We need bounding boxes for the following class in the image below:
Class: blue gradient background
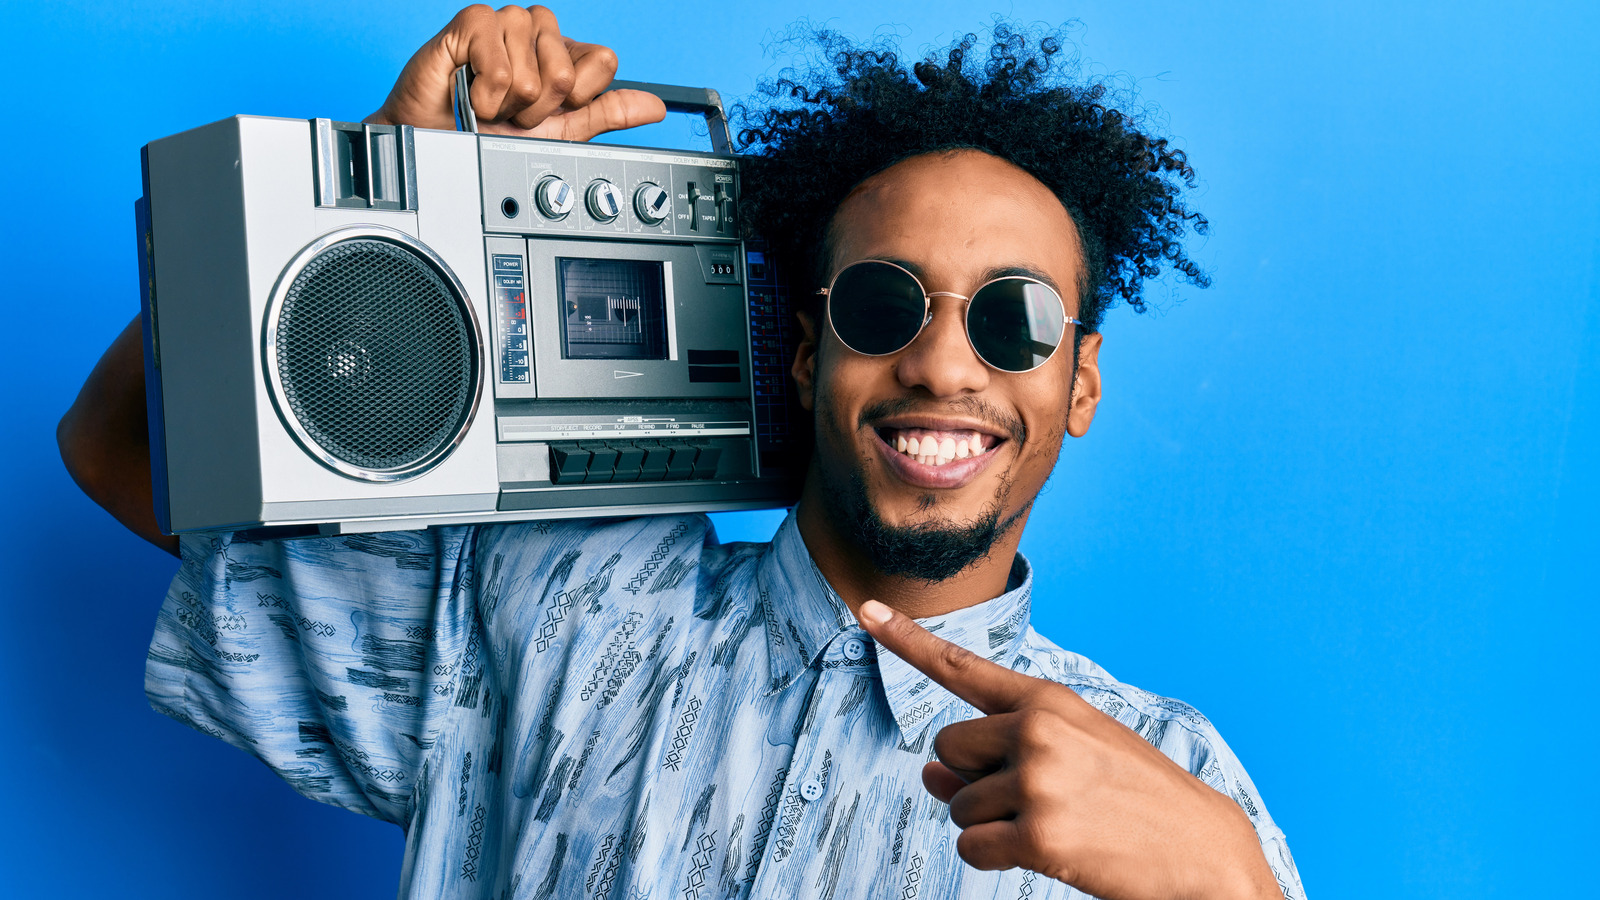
[2,1,1594,896]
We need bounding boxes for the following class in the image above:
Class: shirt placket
[747,628,875,898]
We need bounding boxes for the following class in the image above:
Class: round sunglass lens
[967,279,1067,372]
[827,262,926,356]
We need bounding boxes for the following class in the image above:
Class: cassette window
[557,258,669,360]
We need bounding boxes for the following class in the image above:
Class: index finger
[857,599,1042,715]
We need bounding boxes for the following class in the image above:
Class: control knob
[634,182,671,225]
[535,177,575,218]
[586,180,624,222]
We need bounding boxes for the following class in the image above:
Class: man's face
[793,150,1103,580]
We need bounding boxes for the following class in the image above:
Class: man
[59,6,1305,899]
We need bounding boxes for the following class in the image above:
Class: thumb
[532,88,667,141]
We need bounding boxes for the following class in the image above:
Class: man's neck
[792,480,1028,620]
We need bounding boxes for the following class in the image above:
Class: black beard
[836,469,1029,582]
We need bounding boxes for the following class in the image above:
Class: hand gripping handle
[452,66,732,154]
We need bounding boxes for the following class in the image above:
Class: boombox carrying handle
[453,66,733,154]
[606,80,733,154]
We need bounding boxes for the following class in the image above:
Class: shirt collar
[757,509,1037,747]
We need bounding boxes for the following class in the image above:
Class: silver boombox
[137,77,802,537]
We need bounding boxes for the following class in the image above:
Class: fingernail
[859,600,892,626]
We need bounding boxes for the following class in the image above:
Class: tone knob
[535,177,575,218]
[586,180,623,222]
[634,182,671,224]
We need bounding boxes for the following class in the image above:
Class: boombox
[136,79,803,537]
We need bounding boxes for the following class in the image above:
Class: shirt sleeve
[1187,723,1307,900]
[145,527,479,825]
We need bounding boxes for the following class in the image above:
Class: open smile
[870,421,1008,490]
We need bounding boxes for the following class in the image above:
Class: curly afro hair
[735,22,1210,333]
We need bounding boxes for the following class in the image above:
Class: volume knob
[634,182,670,225]
[586,180,623,222]
[535,177,575,218]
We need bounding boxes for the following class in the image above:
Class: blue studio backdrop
[1,1,1594,896]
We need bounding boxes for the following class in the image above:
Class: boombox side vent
[265,229,481,482]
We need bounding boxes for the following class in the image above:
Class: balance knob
[586,180,623,222]
[535,177,575,218]
[634,182,671,224]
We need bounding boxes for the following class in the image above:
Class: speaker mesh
[274,238,475,474]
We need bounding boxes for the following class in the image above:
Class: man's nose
[893,296,990,397]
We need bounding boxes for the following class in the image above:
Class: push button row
[549,440,723,485]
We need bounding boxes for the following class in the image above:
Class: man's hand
[367,4,666,141]
[856,599,1281,900]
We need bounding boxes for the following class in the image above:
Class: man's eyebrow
[857,257,1065,297]
[977,265,1063,296]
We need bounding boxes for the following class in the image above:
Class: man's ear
[790,309,820,412]
[1066,330,1103,438]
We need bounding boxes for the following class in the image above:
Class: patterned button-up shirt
[147,510,1306,899]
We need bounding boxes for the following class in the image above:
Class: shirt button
[842,638,866,661]
[799,779,824,802]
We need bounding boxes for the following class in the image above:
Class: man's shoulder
[1013,627,1216,735]
[475,513,768,613]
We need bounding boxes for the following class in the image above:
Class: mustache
[857,396,1027,445]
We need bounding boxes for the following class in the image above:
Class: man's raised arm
[57,5,662,556]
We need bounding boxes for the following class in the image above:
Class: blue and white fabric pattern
[147,510,1306,899]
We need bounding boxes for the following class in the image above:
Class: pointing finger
[857,599,1042,715]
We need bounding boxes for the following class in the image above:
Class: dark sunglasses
[818,260,1082,373]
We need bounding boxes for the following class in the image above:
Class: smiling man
[59,6,1305,899]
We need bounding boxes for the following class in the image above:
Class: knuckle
[938,640,974,673]
[1015,815,1053,860]
[588,44,619,73]
[495,4,529,25]
[457,4,496,25]
[1012,763,1048,802]
[512,77,541,103]
[1014,708,1060,749]
[546,64,576,97]
[527,4,558,26]
[479,67,513,91]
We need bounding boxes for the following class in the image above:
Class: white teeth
[891,431,995,464]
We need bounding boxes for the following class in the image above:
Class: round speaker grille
[271,236,477,478]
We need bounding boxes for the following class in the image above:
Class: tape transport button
[636,441,671,481]
[665,444,699,480]
[610,444,647,482]
[549,443,592,484]
[690,444,722,479]
[581,442,620,483]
